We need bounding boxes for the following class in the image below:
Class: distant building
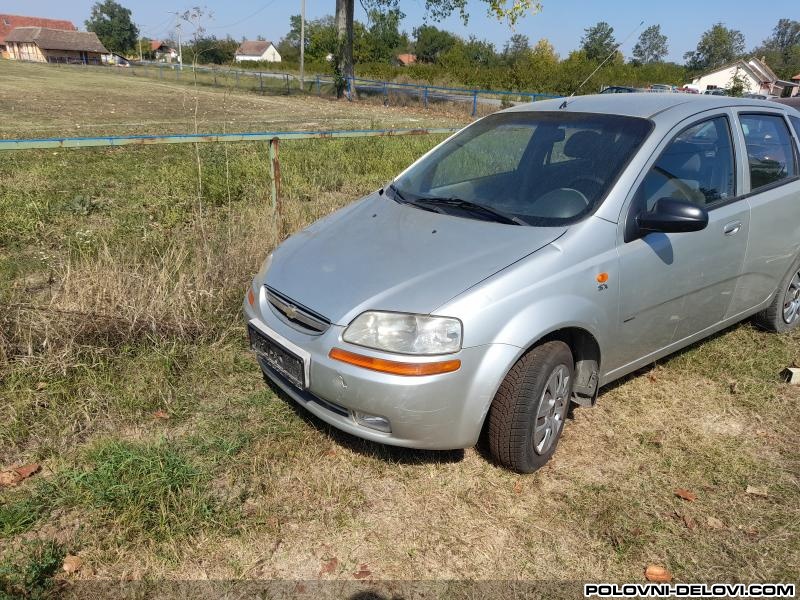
[0,13,76,58]
[4,27,108,64]
[690,57,797,97]
[234,40,281,63]
[395,53,417,66]
[150,39,178,62]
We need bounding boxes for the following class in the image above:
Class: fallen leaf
[62,555,83,573]
[15,463,41,480]
[706,516,725,530]
[35,382,48,391]
[647,371,657,382]
[682,515,696,530]
[513,480,523,494]
[644,564,672,583]
[153,410,170,420]
[325,448,337,458]
[746,485,769,498]
[319,557,338,577]
[353,564,371,579]
[674,488,698,502]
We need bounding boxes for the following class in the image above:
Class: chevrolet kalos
[245,94,800,473]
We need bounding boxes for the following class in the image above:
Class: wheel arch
[536,326,601,406]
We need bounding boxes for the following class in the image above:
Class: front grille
[266,286,331,334]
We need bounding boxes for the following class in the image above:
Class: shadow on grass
[262,376,465,467]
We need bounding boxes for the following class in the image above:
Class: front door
[609,113,749,374]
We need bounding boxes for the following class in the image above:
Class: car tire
[755,255,800,333]
[488,341,574,473]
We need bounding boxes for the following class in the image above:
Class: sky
[1,0,794,63]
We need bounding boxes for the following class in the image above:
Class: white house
[234,40,281,63]
[690,57,796,97]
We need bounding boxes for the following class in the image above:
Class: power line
[206,0,279,31]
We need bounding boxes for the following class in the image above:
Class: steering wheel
[527,187,590,219]
[567,176,605,202]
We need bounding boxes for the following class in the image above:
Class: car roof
[505,93,798,120]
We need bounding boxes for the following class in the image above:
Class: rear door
[609,111,749,373]
[730,110,800,313]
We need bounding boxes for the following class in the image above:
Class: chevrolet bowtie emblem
[285,304,298,319]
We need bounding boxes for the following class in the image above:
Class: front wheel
[488,341,574,473]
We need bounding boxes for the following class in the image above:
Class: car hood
[265,192,567,325]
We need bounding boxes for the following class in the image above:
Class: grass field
[1,61,799,598]
[0,60,464,139]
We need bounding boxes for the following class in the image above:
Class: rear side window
[739,114,798,190]
[636,116,735,211]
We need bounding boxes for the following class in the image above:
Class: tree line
[85,0,800,95]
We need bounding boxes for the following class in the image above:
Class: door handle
[723,221,742,236]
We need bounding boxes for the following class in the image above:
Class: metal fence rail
[0,127,458,210]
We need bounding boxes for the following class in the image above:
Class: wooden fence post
[269,138,282,234]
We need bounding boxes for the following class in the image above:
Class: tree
[752,19,800,79]
[413,25,458,63]
[761,18,800,56]
[182,36,239,65]
[334,0,539,94]
[364,8,408,62]
[581,21,616,61]
[632,24,668,64]
[85,0,139,54]
[683,23,745,71]
[502,33,531,64]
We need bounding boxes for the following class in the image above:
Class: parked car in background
[774,96,800,109]
[245,94,800,473]
[704,88,728,96]
[649,84,673,92]
[600,86,637,94]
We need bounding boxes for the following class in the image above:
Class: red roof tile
[0,14,76,44]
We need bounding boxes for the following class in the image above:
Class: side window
[790,116,800,146]
[739,114,798,190]
[637,116,735,212]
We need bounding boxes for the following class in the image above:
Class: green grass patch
[0,540,65,600]
[55,439,223,543]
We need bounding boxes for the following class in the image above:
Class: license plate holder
[248,325,306,389]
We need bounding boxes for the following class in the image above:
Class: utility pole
[138,33,143,62]
[171,11,183,69]
[300,0,305,88]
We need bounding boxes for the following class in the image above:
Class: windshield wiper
[414,197,526,226]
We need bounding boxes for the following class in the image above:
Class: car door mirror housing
[636,197,709,234]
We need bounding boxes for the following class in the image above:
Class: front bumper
[244,290,518,450]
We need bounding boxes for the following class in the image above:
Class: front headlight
[343,311,462,355]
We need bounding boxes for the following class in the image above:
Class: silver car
[244,94,800,473]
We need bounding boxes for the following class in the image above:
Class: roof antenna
[569,20,645,99]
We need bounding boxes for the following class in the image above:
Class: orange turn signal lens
[247,288,256,306]
[596,272,609,284]
[329,347,461,376]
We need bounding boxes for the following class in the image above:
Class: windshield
[392,111,653,226]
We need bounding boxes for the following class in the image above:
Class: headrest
[659,141,701,176]
[563,130,603,159]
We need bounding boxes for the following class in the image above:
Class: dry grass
[0,60,466,138]
[1,60,798,598]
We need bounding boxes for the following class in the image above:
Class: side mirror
[636,197,709,234]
